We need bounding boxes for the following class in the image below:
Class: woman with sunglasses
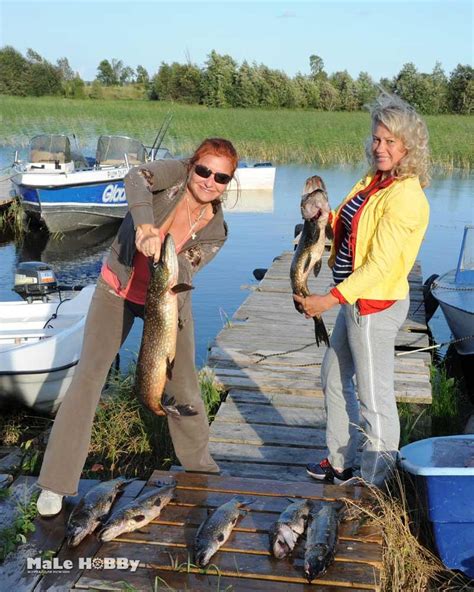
[37,138,238,516]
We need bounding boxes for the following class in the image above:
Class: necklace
[186,196,207,240]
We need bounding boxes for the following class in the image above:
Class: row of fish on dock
[64,476,343,583]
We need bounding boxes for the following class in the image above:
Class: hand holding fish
[293,292,338,318]
[135,224,162,261]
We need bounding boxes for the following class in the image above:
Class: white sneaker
[37,489,64,516]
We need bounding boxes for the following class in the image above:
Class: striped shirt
[332,193,366,284]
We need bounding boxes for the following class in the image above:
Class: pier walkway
[207,250,431,481]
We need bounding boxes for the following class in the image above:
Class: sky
[0,0,472,82]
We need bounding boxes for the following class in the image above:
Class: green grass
[0,492,38,562]
[1,96,472,170]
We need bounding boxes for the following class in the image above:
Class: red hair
[189,138,238,174]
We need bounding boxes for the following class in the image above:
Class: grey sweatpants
[321,298,409,487]
[38,277,218,496]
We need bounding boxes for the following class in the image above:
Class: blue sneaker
[306,458,353,485]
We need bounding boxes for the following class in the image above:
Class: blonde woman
[294,94,430,488]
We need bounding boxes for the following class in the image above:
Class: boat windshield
[456,225,474,284]
[96,135,146,166]
[29,134,72,164]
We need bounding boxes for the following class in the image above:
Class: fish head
[300,189,330,225]
[271,523,297,559]
[304,544,329,582]
[194,538,219,567]
[67,523,88,547]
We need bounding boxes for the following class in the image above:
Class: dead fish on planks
[99,480,176,542]
[304,502,342,582]
[270,498,313,559]
[67,477,134,547]
[135,233,196,417]
[194,497,255,567]
[290,175,333,347]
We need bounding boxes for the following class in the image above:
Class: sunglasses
[194,164,232,185]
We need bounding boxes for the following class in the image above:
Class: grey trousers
[38,277,218,496]
[321,298,409,487]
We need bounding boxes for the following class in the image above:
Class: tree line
[0,46,472,115]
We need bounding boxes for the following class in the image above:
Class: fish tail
[313,317,330,347]
[161,394,199,418]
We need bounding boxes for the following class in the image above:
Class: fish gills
[270,498,312,559]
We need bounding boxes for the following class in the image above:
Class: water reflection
[224,189,273,213]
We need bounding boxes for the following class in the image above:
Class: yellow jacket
[329,174,430,304]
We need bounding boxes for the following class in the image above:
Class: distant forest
[0,46,472,115]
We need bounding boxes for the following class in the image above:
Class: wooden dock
[207,251,431,481]
[0,471,383,591]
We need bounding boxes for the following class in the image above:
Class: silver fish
[270,498,312,559]
[304,502,341,582]
[67,477,133,547]
[194,497,254,567]
[99,481,176,542]
[290,175,332,347]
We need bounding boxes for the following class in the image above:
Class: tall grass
[1,96,472,170]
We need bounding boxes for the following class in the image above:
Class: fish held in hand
[270,498,312,559]
[99,480,176,542]
[290,175,333,347]
[194,497,255,567]
[304,502,341,582]
[135,233,194,417]
[66,477,133,547]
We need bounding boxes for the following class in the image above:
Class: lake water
[1,152,473,370]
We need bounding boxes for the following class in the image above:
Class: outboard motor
[13,261,58,302]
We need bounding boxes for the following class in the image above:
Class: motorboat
[230,161,276,191]
[11,134,148,233]
[0,263,95,413]
[430,225,474,355]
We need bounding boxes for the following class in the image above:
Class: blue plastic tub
[399,435,474,579]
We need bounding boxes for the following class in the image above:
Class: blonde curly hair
[365,93,430,187]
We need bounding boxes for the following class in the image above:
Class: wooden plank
[209,442,322,466]
[150,471,369,503]
[216,400,327,428]
[209,421,327,449]
[76,569,371,591]
[91,541,380,589]
[228,390,326,408]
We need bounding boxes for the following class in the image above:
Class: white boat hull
[0,285,95,413]
[230,166,276,191]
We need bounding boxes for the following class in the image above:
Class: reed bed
[1,96,472,171]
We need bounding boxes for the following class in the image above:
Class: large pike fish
[135,233,195,417]
[304,502,341,582]
[290,175,333,347]
[67,477,133,547]
[99,480,176,541]
[194,497,254,567]
[270,498,312,559]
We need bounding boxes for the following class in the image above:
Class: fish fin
[166,357,175,380]
[172,283,194,294]
[161,393,199,418]
[132,514,146,522]
[302,254,312,274]
[234,496,256,507]
[293,232,302,245]
[217,533,225,542]
[152,498,163,507]
[313,317,330,347]
[312,259,322,278]
[325,222,334,241]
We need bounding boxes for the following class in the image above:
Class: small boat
[0,277,95,414]
[431,225,474,355]
[11,134,149,233]
[230,162,276,191]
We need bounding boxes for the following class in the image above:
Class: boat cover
[29,134,72,164]
[96,135,146,166]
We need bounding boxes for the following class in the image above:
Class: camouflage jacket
[105,159,228,289]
